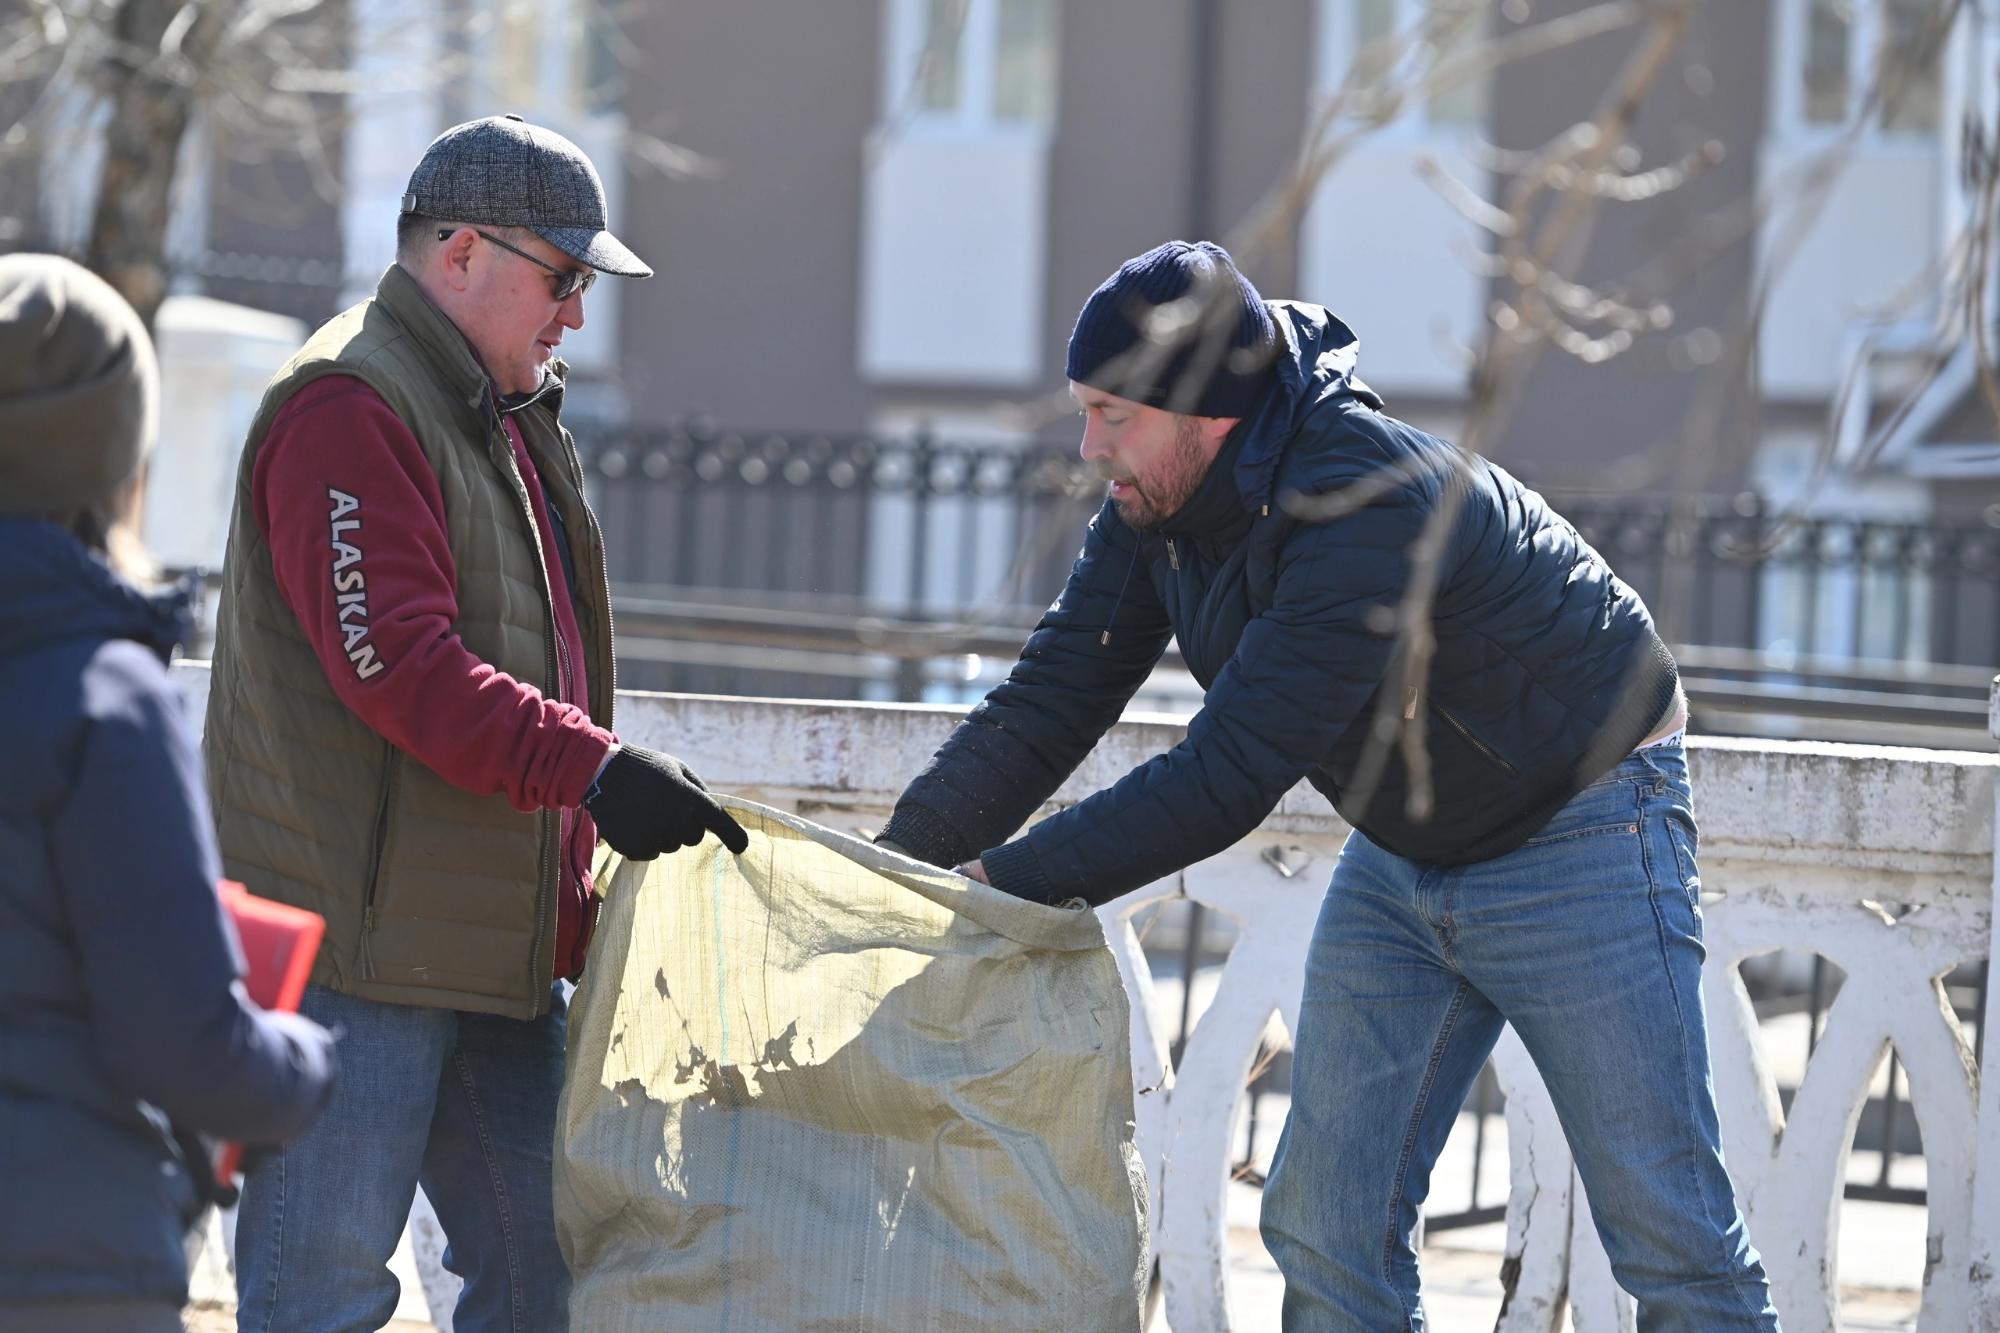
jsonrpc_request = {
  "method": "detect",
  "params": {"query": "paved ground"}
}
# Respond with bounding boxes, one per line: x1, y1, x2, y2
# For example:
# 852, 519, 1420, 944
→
1205, 1180, 1923, 1332
1198, 1081, 1925, 1332
185, 1125, 1924, 1331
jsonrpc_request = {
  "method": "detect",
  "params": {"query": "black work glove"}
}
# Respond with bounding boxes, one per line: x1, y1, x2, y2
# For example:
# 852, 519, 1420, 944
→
585, 745, 750, 860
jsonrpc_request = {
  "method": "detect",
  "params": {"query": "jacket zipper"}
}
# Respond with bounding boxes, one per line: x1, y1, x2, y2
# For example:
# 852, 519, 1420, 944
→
1433, 700, 1520, 776
562, 429, 616, 723
1166, 538, 1180, 571
496, 411, 560, 1008
358, 750, 403, 981
552, 585, 574, 703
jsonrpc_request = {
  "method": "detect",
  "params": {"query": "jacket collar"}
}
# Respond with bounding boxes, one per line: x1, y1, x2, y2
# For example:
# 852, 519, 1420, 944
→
376, 264, 494, 417
499, 368, 566, 419
1158, 422, 1253, 541
1230, 300, 1384, 512
374, 265, 568, 423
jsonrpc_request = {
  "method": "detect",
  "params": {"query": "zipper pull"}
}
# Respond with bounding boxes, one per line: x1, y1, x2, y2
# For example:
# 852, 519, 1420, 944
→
1166, 539, 1180, 571
359, 906, 378, 980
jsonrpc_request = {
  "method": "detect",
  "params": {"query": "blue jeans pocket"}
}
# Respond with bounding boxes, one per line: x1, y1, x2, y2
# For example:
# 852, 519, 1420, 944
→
1660, 807, 1701, 917
1519, 771, 1642, 848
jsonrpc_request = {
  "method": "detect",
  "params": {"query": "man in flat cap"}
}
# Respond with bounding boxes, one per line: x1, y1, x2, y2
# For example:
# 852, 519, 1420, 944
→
207, 114, 745, 1329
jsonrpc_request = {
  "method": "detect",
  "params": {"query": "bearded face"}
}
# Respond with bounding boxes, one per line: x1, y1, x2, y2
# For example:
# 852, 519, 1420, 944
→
1099, 414, 1211, 531
1072, 385, 1225, 532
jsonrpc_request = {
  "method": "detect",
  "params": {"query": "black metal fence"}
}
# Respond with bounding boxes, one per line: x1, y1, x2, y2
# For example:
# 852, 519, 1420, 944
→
1557, 494, 2000, 669
577, 421, 1101, 699
575, 422, 2000, 737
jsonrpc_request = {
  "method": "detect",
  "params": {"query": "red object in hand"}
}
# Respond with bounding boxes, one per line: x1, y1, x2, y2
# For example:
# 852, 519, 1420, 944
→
214, 881, 325, 1179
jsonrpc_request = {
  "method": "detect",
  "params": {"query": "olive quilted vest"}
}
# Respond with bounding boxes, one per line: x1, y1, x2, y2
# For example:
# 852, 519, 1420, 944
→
203, 265, 614, 1018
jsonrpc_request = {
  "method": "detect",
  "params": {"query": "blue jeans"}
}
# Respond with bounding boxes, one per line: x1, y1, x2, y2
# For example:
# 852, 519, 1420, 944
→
1260, 745, 1778, 1331
233, 983, 569, 1333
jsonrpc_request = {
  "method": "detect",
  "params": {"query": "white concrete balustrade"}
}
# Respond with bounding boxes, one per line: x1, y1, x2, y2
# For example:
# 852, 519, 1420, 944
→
174, 665, 2000, 1329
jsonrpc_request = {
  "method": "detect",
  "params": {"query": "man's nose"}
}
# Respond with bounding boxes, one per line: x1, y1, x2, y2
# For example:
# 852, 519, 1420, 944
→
558, 291, 586, 332
1078, 420, 1110, 463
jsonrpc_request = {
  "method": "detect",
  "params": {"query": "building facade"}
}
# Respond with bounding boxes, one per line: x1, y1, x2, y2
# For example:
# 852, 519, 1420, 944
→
7, 0, 1997, 678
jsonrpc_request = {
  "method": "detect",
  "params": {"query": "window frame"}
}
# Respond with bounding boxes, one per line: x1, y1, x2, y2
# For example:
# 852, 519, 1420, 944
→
1315, 0, 1493, 143
1768, 0, 1948, 150
881, 0, 1057, 136
479, 0, 627, 126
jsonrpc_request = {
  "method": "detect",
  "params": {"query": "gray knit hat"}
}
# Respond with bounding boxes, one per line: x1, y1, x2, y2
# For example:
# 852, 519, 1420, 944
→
401, 114, 652, 278
0, 254, 159, 518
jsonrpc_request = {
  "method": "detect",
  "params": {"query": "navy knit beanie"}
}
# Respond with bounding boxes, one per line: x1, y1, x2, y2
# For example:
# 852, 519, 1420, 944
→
1065, 240, 1277, 418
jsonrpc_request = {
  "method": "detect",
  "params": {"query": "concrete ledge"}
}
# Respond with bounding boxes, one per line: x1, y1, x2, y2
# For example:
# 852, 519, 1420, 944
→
177, 665, 1992, 869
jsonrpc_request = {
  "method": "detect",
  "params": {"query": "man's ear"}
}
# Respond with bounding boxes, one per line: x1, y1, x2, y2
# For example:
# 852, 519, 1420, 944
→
435, 226, 479, 293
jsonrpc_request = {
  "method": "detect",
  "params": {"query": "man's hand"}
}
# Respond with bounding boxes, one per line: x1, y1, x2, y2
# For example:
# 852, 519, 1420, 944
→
585, 745, 749, 860
955, 858, 990, 885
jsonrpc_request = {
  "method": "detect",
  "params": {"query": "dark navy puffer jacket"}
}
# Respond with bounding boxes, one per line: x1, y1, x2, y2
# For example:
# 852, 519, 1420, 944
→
882, 303, 1678, 906
0, 517, 336, 1307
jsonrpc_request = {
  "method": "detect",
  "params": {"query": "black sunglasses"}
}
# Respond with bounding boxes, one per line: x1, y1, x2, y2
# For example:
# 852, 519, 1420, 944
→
443, 227, 597, 301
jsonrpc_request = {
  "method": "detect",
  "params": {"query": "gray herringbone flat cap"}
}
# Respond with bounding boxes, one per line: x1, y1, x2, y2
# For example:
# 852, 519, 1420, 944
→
401, 114, 651, 278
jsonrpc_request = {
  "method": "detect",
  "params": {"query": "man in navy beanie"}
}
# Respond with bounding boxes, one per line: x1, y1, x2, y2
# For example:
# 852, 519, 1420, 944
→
879, 241, 1778, 1328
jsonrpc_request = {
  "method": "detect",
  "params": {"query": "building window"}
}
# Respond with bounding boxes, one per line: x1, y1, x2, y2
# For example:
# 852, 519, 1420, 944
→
1803, 0, 1852, 126
1343, 0, 1490, 133
1878, 0, 1944, 134
486, 0, 625, 120
1783, 0, 1944, 139
917, 0, 965, 113
494, 2, 542, 106
993, 0, 1056, 123
573, 3, 626, 117
889, 0, 1058, 129
864, 0, 1056, 387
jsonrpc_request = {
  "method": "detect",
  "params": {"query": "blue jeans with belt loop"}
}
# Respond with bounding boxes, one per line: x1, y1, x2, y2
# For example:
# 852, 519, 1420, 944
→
1260, 743, 1779, 1330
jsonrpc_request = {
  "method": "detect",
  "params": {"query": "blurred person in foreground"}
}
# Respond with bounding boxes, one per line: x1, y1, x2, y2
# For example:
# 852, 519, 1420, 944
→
878, 241, 1779, 1329
202, 114, 745, 1331
0, 254, 337, 1333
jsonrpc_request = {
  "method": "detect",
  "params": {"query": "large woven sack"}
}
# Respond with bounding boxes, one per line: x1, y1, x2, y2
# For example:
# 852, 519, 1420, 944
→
555, 798, 1147, 1332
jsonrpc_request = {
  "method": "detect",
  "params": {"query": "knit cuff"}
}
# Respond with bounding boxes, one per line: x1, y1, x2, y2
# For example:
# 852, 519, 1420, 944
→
978, 839, 1063, 906
558, 727, 619, 810
877, 804, 975, 871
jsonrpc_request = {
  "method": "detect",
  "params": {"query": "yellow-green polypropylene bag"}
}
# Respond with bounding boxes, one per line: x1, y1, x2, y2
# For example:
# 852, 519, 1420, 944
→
555, 798, 1147, 1332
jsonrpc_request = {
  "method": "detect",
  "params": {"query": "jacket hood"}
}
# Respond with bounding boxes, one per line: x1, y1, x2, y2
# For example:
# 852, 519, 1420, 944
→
0, 517, 194, 663
1233, 301, 1383, 511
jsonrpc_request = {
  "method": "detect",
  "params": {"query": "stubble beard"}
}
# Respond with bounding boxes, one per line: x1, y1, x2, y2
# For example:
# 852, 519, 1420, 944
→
1108, 417, 1209, 533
